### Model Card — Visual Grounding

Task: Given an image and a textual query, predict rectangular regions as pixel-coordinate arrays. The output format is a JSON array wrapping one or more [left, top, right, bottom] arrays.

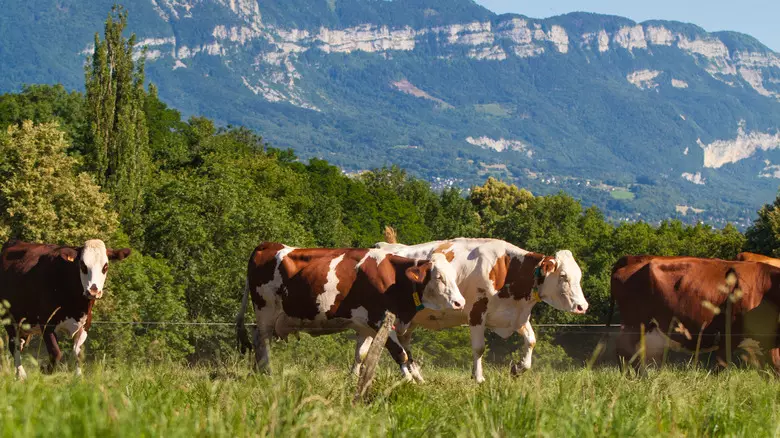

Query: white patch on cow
[[352, 334, 373, 376], [14, 346, 26, 380], [316, 254, 345, 319], [350, 306, 369, 325], [80, 240, 110, 299], [55, 315, 89, 338], [400, 363, 413, 381], [356, 248, 388, 269], [643, 329, 671, 364]]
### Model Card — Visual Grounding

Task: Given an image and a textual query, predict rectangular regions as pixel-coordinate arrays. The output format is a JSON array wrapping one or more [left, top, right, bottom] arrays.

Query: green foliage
[[91, 251, 192, 362], [746, 196, 780, 257], [85, 6, 150, 242], [0, 121, 117, 244], [0, 85, 85, 148]]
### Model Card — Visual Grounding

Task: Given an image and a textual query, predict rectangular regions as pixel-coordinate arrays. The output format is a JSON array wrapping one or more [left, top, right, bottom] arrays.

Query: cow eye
[[102, 263, 108, 274], [80, 261, 88, 274]]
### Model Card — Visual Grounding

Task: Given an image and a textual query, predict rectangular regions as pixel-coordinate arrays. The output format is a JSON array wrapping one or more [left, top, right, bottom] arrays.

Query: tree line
[[0, 7, 778, 362]]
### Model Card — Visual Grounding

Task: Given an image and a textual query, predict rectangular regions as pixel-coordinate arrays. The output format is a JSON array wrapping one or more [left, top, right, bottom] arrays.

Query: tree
[[745, 195, 780, 257], [85, 6, 150, 242], [0, 121, 117, 244], [470, 177, 533, 235]]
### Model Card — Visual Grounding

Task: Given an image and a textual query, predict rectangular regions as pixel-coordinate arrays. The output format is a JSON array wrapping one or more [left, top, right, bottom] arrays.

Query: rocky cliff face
[[130, 3, 780, 111]]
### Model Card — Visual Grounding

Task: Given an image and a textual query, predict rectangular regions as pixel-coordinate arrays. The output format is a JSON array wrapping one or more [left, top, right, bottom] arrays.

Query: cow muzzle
[[573, 302, 588, 314], [84, 284, 103, 299]]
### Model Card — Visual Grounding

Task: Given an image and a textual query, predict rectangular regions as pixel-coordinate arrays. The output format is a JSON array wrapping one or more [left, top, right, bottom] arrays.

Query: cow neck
[[53, 253, 93, 323], [498, 252, 545, 302], [385, 261, 429, 325]]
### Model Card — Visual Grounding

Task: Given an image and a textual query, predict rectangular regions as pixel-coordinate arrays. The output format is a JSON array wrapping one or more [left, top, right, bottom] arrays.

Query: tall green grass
[[0, 354, 778, 437]]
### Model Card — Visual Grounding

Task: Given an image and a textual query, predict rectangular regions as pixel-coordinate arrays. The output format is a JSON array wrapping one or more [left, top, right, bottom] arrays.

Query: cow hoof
[[472, 375, 485, 384], [16, 366, 27, 381]]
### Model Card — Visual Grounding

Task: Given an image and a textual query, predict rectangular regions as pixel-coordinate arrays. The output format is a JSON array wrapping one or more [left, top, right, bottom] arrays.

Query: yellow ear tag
[[65, 255, 74, 262], [532, 289, 541, 303], [412, 292, 424, 311]]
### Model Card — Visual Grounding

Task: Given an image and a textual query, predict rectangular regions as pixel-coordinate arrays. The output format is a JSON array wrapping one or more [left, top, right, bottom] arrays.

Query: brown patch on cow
[[490, 255, 511, 292], [505, 253, 545, 301], [433, 242, 455, 263], [469, 296, 489, 326], [540, 256, 557, 278]]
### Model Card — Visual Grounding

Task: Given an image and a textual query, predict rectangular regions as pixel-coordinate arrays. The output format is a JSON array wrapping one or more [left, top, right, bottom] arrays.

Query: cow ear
[[406, 262, 431, 284], [541, 257, 557, 276], [107, 248, 132, 261], [60, 248, 79, 263]]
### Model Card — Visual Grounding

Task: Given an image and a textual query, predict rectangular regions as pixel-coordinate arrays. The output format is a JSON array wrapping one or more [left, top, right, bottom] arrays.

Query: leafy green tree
[[92, 251, 192, 362], [0, 85, 85, 148], [85, 6, 150, 241], [746, 197, 780, 257], [470, 177, 533, 235], [0, 121, 117, 244]]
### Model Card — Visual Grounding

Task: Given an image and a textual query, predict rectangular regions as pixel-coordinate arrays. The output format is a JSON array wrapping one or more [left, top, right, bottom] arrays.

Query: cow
[[0, 239, 131, 379], [235, 243, 465, 381], [737, 252, 780, 268], [353, 233, 589, 383], [609, 255, 780, 371]]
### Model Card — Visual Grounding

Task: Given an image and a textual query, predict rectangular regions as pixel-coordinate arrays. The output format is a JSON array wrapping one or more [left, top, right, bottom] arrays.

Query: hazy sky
[[475, 0, 779, 52]]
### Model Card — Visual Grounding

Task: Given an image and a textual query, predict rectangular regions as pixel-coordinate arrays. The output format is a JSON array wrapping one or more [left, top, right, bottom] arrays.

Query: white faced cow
[[353, 235, 588, 383], [0, 239, 131, 379]]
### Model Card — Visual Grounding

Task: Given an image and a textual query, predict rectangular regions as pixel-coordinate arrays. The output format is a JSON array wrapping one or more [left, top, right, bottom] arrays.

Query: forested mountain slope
[[2, 0, 780, 225]]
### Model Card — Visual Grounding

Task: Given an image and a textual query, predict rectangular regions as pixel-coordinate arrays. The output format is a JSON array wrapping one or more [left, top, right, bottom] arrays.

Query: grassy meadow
[[1, 347, 780, 437]]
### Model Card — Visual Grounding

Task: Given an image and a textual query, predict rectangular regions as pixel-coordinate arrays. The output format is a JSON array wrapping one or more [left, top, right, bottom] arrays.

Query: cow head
[[61, 239, 131, 300], [408, 253, 465, 311], [535, 250, 588, 314]]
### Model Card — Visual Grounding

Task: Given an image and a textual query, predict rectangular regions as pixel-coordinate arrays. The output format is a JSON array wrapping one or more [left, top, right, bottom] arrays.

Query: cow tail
[[606, 295, 615, 327], [236, 278, 253, 354], [384, 226, 398, 244]]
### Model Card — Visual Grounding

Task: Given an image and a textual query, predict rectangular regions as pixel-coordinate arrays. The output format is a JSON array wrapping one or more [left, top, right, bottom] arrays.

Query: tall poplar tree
[[85, 5, 149, 241]]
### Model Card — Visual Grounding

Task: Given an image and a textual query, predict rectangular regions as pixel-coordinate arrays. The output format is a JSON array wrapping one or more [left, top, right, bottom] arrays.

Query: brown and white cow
[[609, 255, 780, 370], [357, 236, 589, 383], [0, 239, 131, 379], [235, 242, 464, 380]]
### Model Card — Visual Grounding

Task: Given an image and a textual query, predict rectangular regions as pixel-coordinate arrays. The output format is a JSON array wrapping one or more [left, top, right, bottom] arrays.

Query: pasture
[[1, 333, 779, 437]]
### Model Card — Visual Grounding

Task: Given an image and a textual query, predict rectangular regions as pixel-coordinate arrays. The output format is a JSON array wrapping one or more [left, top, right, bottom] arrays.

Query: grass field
[[1, 354, 779, 437], [610, 190, 636, 201]]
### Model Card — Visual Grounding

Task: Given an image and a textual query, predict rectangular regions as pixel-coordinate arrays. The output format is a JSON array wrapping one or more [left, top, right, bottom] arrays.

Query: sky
[[475, 0, 780, 52]]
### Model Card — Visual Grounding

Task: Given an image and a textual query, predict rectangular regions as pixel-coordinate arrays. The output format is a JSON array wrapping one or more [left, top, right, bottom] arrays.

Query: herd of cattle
[[1, 231, 779, 381]]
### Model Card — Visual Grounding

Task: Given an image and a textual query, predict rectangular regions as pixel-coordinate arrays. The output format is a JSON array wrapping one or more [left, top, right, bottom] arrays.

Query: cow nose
[[453, 300, 464, 309], [90, 284, 98, 292], [575, 304, 587, 314]]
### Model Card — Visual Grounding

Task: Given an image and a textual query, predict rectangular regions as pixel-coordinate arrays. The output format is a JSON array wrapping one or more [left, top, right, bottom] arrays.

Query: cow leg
[[5, 325, 26, 380], [386, 330, 414, 381], [72, 329, 88, 377], [42, 327, 63, 373], [470, 323, 487, 383], [253, 325, 273, 373], [398, 329, 424, 383], [351, 334, 373, 376], [616, 327, 640, 374], [511, 321, 537, 376]]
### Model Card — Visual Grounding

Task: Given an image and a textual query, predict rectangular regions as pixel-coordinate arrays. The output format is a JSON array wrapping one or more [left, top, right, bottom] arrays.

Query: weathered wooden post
[[354, 311, 395, 403]]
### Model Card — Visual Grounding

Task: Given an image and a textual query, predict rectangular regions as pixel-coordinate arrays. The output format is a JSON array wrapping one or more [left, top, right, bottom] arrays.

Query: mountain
[[2, 0, 780, 227]]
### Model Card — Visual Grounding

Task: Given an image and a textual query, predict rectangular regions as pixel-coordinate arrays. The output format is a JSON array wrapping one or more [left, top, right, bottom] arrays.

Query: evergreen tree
[[85, 5, 149, 242]]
